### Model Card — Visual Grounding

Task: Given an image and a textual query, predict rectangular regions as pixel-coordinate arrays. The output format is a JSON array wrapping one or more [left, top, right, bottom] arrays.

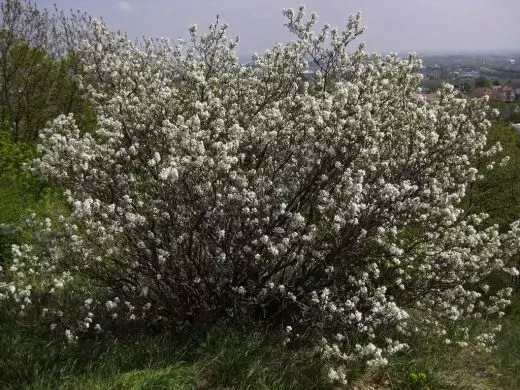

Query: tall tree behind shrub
[[0, 0, 95, 142]]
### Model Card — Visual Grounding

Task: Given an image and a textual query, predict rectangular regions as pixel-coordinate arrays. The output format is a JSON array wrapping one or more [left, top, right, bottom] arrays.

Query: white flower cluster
[[1, 6, 519, 382]]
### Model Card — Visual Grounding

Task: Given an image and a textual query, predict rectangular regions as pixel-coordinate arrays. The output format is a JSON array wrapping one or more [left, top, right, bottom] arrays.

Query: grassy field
[[0, 302, 519, 390], [0, 319, 329, 390]]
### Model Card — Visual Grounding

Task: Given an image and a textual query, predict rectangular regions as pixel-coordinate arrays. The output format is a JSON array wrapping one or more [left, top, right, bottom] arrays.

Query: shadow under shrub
[[0, 316, 336, 390]]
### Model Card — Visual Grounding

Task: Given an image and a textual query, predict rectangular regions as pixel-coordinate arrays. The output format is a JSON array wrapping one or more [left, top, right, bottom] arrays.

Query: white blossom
[[1, 5, 518, 383]]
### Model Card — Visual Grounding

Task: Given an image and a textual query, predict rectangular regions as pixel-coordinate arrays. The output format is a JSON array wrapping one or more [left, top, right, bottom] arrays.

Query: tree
[[0, 0, 95, 141], [2, 6, 520, 383], [0, 0, 50, 140], [475, 76, 492, 88]]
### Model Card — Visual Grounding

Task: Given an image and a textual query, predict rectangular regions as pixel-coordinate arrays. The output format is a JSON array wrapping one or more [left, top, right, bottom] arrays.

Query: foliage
[[0, 121, 68, 216], [2, 5, 520, 386], [419, 78, 443, 92], [465, 121, 520, 228], [0, 0, 92, 262], [0, 122, 35, 176], [491, 102, 520, 124], [475, 76, 492, 88], [493, 300, 520, 388], [0, 123, 35, 256], [0, 0, 96, 142], [0, 122, 67, 283]]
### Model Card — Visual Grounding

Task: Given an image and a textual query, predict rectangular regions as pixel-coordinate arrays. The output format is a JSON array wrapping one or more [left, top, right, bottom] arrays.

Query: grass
[[56, 365, 196, 390], [492, 300, 520, 389], [0, 317, 335, 390], [1, 307, 519, 390], [354, 300, 520, 390]]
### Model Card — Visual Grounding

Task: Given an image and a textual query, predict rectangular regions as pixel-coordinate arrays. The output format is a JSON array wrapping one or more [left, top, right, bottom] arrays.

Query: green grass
[[56, 365, 195, 390], [352, 299, 520, 390], [0, 317, 335, 390], [2, 308, 519, 390], [492, 300, 520, 389]]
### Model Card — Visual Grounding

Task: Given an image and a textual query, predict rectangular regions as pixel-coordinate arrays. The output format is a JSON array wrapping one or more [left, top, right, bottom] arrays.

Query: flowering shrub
[[1, 6, 520, 383]]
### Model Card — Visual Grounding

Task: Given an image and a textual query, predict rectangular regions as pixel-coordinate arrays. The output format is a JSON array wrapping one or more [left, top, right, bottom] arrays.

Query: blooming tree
[[1, 6, 520, 382]]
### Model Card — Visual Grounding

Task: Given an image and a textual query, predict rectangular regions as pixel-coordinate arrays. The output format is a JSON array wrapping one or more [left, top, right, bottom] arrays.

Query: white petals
[[2, 6, 518, 385], [159, 166, 179, 181]]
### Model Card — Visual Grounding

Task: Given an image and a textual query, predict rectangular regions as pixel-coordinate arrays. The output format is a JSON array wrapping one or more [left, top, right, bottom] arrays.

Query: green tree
[[0, 0, 96, 142], [475, 76, 492, 88]]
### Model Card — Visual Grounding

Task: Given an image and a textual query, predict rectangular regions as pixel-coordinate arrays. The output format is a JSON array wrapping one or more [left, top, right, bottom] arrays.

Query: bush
[[2, 6, 520, 384]]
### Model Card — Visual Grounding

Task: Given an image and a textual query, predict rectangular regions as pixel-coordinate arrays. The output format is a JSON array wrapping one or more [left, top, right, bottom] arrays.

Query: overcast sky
[[36, 0, 519, 56]]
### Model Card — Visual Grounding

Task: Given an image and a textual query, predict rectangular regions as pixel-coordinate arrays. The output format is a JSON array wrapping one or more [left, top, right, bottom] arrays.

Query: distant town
[[419, 53, 520, 103], [242, 52, 520, 104]]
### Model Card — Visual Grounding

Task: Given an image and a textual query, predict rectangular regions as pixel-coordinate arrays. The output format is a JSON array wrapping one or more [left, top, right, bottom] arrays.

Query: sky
[[36, 0, 519, 56]]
